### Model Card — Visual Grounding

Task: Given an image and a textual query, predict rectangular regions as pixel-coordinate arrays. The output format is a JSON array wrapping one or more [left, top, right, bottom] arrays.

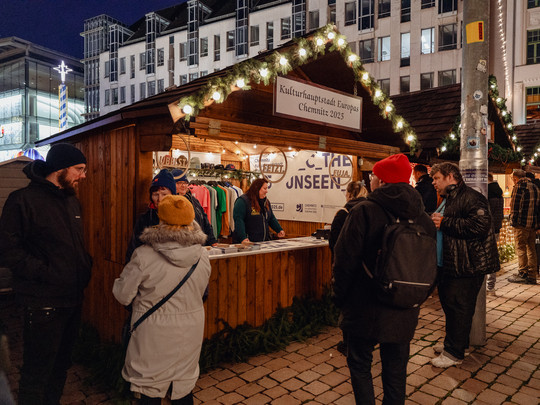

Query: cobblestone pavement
[[2, 259, 539, 404]]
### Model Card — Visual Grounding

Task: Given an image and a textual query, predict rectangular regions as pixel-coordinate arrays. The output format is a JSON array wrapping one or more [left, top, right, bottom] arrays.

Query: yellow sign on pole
[[466, 21, 485, 44]]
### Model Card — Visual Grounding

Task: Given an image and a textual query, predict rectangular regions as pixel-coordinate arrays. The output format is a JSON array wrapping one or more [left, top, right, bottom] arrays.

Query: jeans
[[438, 275, 484, 359], [346, 335, 410, 405], [18, 306, 81, 405], [514, 227, 538, 281]]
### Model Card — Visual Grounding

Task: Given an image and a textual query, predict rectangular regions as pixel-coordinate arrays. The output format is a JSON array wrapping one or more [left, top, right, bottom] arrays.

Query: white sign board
[[250, 150, 352, 223], [274, 76, 362, 131]]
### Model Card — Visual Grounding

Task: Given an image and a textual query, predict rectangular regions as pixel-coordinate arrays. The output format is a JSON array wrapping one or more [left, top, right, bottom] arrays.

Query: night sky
[[0, 0, 187, 58]]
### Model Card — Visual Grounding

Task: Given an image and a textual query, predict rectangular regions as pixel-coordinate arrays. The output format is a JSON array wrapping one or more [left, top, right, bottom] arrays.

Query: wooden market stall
[[35, 29, 407, 343]]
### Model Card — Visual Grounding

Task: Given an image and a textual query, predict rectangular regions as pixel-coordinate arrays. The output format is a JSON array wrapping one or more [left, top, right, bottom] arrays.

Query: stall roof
[[515, 122, 540, 161]]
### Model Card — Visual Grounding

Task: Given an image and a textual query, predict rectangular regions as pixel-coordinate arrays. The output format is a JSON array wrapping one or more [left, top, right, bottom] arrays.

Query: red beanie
[[372, 153, 412, 184]]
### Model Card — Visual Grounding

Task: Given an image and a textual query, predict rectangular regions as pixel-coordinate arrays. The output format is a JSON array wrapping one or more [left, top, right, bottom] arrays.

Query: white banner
[[250, 150, 352, 223], [274, 76, 362, 131]]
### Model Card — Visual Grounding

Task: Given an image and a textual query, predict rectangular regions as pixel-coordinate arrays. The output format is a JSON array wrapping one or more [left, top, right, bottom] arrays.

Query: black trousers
[[438, 275, 484, 359], [346, 335, 410, 405], [140, 393, 193, 405], [18, 306, 82, 405]]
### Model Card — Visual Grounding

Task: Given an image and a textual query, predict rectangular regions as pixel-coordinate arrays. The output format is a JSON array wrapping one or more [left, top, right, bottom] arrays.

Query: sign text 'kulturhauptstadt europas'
[[274, 76, 362, 132]]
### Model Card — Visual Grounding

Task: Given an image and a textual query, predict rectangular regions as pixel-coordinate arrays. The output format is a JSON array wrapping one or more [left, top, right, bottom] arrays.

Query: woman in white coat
[[113, 195, 211, 405]]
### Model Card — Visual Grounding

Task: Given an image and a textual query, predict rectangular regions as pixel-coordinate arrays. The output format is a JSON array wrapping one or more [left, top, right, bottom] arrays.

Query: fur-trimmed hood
[[139, 221, 208, 267]]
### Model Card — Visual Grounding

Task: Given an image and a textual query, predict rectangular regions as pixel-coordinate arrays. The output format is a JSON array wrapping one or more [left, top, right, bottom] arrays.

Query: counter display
[[203, 236, 332, 339]]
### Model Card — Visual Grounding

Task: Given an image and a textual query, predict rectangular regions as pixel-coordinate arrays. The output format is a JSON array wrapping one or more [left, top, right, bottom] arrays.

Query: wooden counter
[[203, 237, 332, 339]]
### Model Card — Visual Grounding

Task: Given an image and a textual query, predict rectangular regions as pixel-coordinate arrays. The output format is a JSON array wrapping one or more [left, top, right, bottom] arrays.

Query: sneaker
[[486, 289, 497, 296], [433, 344, 469, 355], [508, 275, 537, 284], [431, 352, 462, 368]]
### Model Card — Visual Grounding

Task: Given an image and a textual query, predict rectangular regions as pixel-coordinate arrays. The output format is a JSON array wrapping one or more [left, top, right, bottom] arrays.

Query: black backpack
[[363, 206, 437, 309]]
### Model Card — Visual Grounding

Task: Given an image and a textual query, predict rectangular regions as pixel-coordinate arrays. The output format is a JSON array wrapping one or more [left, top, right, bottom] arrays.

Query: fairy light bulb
[[450, 133, 456, 139], [375, 90, 382, 98], [407, 134, 415, 142], [299, 48, 307, 57], [517, 146, 522, 152], [397, 120, 403, 129], [337, 38, 345, 46], [316, 38, 324, 46], [507, 123, 512, 129], [212, 91, 221, 101], [328, 32, 335, 40], [497, 97, 502, 103], [236, 78, 245, 88], [348, 54, 357, 63], [279, 56, 288, 66], [260, 68, 268, 77], [182, 104, 193, 115], [385, 105, 392, 113], [442, 145, 447, 152], [502, 111, 507, 116], [362, 72, 369, 81]]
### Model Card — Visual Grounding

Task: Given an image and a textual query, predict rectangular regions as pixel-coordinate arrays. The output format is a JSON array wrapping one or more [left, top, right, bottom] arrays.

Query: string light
[[260, 68, 268, 77], [299, 48, 307, 57], [327, 32, 335, 40], [316, 38, 324, 46], [337, 38, 345, 47], [182, 105, 193, 115], [348, 54, 357, 63], [397, 120, 403, 129], [236, 78, 245, 88], [407, 134, 415, 142], [212, 91, 221, 101], [385, 105, 392, 113], [375, 90, 382, 98], [279, 56, 288, 66]]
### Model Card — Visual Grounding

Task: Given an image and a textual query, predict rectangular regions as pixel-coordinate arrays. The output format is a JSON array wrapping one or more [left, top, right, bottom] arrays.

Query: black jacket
[[440, 182, 500, 278], [329, 197, 366, 253], [488, 181, 504, 233], [0, 161, 93, 308], [415, 174, 438, 214], [125, 207, 159, 263], [333, 183, 436, 343]]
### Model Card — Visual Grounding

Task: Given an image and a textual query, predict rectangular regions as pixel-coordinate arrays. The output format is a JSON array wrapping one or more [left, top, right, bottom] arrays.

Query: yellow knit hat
[[158, 195, 195, 226]]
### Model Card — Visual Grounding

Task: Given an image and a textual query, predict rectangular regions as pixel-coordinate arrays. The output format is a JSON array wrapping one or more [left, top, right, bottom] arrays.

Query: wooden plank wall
[[203, 245, 332, 339], [278, 220, 326, 238]]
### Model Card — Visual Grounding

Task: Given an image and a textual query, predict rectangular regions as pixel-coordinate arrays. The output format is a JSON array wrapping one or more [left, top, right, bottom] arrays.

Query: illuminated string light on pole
[[54, 61, 72, 130], [497, 0, 511, 99]]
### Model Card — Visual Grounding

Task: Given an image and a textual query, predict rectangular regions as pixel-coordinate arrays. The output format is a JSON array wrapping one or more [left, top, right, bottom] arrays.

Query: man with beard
[[0, 143, 93, 404]]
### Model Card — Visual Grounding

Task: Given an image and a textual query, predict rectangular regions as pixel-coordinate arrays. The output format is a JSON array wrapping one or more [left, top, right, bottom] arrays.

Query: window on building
[[130, 84, 135, 103], [438, 69, 456, 86], [112, 88, 118, 105], [309, 10, 320, 30], [214, 35, 221, 61], [281, 17, 291, 40], [157, 79, 164, 93], [292, 0, 306, 37], [179, 75, 187, 85], [157, 48, 165, 66], [439, 0, 457, 14], [148, 81, 156, 97], [349, 41, 357, 53], [401, 0, 411, 22], [130, 55, 135, 78], [104, 89, 110, 106], [200, 37, 208, 57], [345, 2, 356, 26], [421, 0, 435, 8], [179, 42, 187, 61], [439, 24, 457, 51], [139, 53, 146, 70], [401, 33, 410, 67], [527, 29, 540, 64], [104, 61, 110, 78], [378, 78, 390, 95], [328, 4, 337, 24], [400, 76, 410, 93], [421, 28, 435, 54], [267, 22, 274, 50], [529, 0, 540, 8], [189, 72, 199, 82], [526, 86, 540, 121], [120, 57, 126, 74], [140, 83, 146, 99], [421, 72, 434, 89], [378, 0, 391, 18], [359, 39, 375, 63], [200, 70, 208, 77], [120, 86, 126, 103], [226, 31, 235, 51], [251, 26, 260, 46], [378, 36, 391, 61], [359, 0, 375, 30], [169, 36, 174, 44]]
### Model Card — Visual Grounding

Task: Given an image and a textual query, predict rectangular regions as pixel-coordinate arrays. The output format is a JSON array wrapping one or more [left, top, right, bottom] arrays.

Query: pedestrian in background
[[413, 164, 437, 214], [333, 154, 436, 404], [487, 173, 504, 293], [430, 162, 499, 368], [508, 169, 539, 285], [0, 143, 93, 404], [114, 195, 211, 405]]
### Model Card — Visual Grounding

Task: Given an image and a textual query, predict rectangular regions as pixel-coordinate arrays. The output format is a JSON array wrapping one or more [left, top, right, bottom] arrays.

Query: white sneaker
[[433, 343, 469, 355], [431, 352, 462, 368]]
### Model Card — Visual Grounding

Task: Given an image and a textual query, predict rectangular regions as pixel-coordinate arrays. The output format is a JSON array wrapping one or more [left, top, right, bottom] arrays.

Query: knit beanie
[[45, 143, 86, 173], [171, 169, 188, 183], [150, 169, 177, 195], [158, 195, 195, 226], [372, 153, 412, 184]]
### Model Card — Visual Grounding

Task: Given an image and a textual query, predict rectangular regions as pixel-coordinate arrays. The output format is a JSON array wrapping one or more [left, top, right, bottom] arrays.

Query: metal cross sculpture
[[54, 61, 72, 129], [54, 61, 72, 83]]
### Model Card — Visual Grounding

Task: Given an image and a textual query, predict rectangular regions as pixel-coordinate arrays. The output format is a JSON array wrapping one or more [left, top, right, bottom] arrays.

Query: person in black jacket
[[333, 154, 436, 405], [487, 173, 504, 292], [172, 170, 217, 246], [430, 162, 499, 368], [125, 169, 177, 262], [0, 143, 93, 405], [413, 164, 437, 213]]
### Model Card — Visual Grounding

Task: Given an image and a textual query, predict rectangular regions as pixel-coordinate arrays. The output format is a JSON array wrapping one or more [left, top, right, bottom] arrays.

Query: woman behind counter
[[113, 195, 211, 405], [232, 178, 285, 243]]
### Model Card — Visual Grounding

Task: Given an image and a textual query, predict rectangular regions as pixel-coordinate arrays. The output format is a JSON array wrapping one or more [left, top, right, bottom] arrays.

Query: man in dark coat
[[430, 162, 500, 368], [487, 173, 504, 292], [0, 143, 93, 404], [413, 164, 437, 213], [333, 154, 436, 404]]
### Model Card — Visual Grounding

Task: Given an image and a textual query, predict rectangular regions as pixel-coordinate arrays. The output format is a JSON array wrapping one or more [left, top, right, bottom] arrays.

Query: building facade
[[84, 0, 539, 127], [0, 37, 84, 162]]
